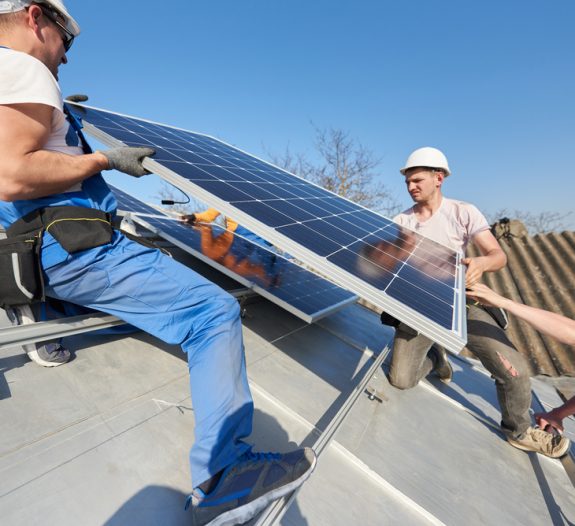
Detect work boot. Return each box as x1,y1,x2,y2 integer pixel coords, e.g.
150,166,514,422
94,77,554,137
430,345,452,383
6,305,71,367
507,427,571,459
186,447,316,526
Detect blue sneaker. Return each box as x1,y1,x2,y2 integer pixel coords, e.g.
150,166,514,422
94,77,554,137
186,447,317,526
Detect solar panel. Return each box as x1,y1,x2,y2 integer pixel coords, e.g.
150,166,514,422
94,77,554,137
109,186,357,323
71,103,467,352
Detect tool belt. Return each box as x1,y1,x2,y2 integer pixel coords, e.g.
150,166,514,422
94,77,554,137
0,206,113,309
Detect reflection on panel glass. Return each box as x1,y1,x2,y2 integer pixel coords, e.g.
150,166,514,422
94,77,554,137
110,186,356,321
72,104,463,346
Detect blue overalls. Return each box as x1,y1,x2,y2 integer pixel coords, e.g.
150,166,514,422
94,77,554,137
0,107,253,487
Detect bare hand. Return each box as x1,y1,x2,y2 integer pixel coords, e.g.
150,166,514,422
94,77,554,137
465,283,506,308
462,257,487,287
534,411,564,434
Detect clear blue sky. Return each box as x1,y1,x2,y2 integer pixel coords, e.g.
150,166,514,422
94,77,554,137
60,0,574,228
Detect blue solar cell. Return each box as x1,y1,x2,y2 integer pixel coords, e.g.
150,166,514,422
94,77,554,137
395,264,454,304
109,186,355,321
353,210,392,231
290,199,335,219
259,200,318,223
327,246,396,291
299,219,359,247
72,104,465,350
278,223,343,257
198,180,254,201
158,161,220,181
232,201,294,228
385,278,453,329
321,214,378,239
230,183,279,201
255,184,300,200
150,150,189,163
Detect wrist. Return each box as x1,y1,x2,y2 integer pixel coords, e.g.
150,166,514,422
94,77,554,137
498,297,513,310
94,151,111,171
552,407,569,420
477,256,490,273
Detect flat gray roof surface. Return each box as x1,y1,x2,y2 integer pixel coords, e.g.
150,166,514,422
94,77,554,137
1,250,574,526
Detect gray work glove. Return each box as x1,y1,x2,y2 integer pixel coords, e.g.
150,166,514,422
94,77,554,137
101,147,156,177
65,94,89,103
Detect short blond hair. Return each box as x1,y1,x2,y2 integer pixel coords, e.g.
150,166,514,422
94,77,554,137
0,9,26,33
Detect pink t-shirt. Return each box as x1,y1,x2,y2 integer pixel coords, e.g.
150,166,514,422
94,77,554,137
393,197,489,253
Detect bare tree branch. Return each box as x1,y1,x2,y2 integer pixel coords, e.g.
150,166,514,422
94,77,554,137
268,126,400,217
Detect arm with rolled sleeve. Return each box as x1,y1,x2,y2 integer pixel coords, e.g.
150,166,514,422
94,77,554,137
0,50,154,201
0,102,110,201
462,229,507,286
460,203,506,286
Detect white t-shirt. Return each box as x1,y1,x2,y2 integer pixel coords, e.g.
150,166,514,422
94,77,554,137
0,47,82,158
394,197,489,253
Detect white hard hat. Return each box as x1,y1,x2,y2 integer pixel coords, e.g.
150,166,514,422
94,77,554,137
0,0,80,36
400,147,451,176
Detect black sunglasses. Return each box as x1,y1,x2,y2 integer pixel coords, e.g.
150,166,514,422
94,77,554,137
40,5,74,52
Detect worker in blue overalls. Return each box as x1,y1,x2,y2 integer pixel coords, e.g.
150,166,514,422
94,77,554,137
0,2,315,524
183,208,287,288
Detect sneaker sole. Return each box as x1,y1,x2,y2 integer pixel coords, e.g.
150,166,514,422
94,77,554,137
205,454,318,526
438,367,453,384
26,350,68,368
507,437,571,458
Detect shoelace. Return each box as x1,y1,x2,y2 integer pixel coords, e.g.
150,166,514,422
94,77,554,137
531,427,565,450
550,434,566,447
241,450,282,462
45,343,65,354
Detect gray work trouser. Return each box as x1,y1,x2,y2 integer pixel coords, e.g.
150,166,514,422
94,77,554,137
389,303,532,439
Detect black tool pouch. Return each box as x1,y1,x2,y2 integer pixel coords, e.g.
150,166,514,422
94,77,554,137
42,206,113,253
0,234,45,309
9,206,113,254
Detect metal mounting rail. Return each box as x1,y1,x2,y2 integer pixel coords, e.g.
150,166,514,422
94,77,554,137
0,288,254,351
0,313,125,351
254,345,391,526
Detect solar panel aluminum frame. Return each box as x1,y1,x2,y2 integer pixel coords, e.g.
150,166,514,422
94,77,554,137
119,211,357,324
74,103,467,353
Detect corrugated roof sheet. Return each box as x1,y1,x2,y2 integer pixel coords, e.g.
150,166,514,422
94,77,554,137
468,221,575,377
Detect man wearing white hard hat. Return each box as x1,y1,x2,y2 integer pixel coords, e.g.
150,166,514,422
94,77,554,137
384,146,570,458
0,2,315,524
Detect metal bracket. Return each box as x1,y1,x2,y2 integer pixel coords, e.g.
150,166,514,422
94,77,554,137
365,385,387,403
